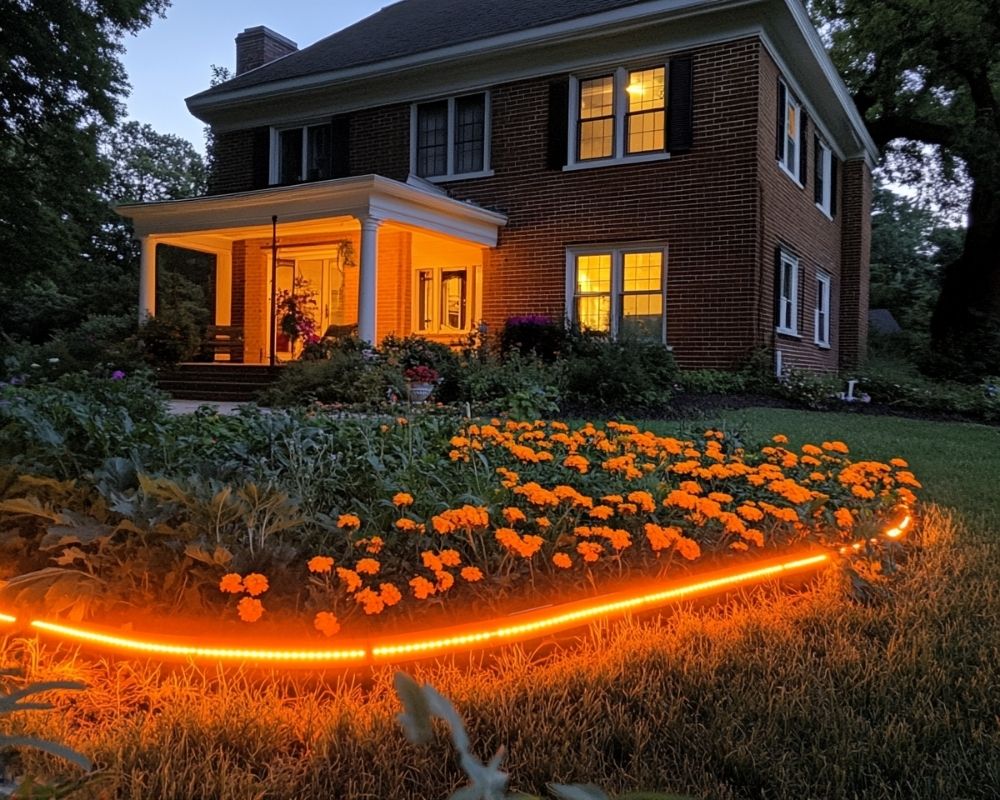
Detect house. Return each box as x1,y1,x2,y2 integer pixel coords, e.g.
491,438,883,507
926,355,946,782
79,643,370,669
118,0,876,373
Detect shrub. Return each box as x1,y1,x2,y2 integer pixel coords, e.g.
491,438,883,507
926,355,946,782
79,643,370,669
676,369,749,394
774,369,841,410
260,348,400,407
499,315,566,362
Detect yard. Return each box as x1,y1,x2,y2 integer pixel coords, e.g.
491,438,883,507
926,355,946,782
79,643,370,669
0,393,997,799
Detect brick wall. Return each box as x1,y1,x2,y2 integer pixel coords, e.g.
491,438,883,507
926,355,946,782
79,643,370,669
207,129,256,196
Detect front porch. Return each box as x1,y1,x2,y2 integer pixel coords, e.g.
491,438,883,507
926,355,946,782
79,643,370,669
118,175,506,364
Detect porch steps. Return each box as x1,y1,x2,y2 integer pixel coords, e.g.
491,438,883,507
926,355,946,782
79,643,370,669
157,364,283,402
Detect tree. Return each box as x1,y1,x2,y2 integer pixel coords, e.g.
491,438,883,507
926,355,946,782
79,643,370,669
811,0,1000,376
0,0,171,341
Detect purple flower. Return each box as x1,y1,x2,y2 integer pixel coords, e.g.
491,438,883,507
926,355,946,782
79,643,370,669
111,370,126,381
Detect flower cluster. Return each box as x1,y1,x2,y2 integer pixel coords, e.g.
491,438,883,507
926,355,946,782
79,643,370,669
403,365,439,383
218,572,270,622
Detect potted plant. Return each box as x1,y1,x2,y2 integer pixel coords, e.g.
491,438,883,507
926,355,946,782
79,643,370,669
403,364,439,403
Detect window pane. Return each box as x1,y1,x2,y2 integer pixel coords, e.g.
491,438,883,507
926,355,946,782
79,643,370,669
306,125,332,181
785,102,798,173
576,255,612,294
577,296,611,333
621,294,663,341
440,270,467,330
454,94,485,174
627,68,665,113
416,101,448,177
578,76,614,160
279,128,303,183
416,271,433,332
579,119,614,160
623,252,662,291
580,76,614,119
627,110,665,154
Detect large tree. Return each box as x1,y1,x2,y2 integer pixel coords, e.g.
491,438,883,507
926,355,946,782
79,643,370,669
0,0,170,341
812,0,1000,376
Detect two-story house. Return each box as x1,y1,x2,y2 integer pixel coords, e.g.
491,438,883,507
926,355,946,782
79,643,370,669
119,0,876,373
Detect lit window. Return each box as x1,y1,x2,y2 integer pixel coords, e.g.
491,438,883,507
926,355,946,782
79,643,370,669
778,82,802,182
626,67,665,154
569,247,666,342
815,272,831,347
578,76,615,160
815,138,833,215
414,266,473,334
776,250,799,336
273,123,334,184
413,93,490,179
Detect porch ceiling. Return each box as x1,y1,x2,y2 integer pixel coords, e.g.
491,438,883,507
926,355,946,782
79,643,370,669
116,174,507,247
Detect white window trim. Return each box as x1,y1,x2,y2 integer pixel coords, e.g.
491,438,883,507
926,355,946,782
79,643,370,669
814,271,831,348
815,138,833,219
778,81,803,185
409,93,493,183
411,264,479,336
269,120,331,185
564,243,669,344
565,65,671,171
776,249,800,337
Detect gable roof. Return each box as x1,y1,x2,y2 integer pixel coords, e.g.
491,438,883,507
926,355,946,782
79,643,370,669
194,0,652,97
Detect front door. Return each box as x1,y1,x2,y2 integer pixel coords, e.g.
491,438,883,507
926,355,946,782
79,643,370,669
270,248,348,361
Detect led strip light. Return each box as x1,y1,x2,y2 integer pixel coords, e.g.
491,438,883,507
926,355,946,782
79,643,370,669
0,551,831,666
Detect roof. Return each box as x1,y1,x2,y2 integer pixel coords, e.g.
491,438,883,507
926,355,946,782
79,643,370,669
194,0,652,97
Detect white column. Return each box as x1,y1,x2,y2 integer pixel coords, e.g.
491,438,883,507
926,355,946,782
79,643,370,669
138,237,156,324
357,216,382,344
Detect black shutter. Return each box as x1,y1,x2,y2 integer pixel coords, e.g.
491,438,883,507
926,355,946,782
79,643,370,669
667,55,694,153
798,110,809,187
331,115,351,178
813,134,823,204
775,80,786,161
547,79,570,169
830,156,839,216
251,126,271,189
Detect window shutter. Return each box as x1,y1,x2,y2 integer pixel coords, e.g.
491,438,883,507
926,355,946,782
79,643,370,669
251,126,271,189
813,135,823,204
830,156,839,216
667,55,694,153
547,79,570,170
798,110,809,187
331,115,351,178
775,81,786,161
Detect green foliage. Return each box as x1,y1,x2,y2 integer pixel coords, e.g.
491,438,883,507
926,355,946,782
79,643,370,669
500,316,566,362
774,369,842,410
260,348,401,406
675,369,749,395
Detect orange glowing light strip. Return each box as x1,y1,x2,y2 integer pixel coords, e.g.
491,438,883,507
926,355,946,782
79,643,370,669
0,613,17,624
0,551,831,666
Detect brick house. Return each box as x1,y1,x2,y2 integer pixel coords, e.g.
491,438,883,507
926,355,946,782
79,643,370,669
119,0,876,372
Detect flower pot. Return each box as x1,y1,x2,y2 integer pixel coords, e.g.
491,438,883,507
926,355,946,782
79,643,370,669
406,381,434,404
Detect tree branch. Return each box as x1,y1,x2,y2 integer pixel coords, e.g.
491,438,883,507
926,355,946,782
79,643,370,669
864,115,956,150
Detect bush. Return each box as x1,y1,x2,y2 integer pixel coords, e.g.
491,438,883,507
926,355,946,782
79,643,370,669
260,348,401,407
774,368,841,410
676,369,749,394
499,315,566,362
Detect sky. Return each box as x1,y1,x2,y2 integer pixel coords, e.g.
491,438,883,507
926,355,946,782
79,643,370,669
121,0,389,152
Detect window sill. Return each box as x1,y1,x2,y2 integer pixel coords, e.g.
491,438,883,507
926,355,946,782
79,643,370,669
777,161,803,188
814,341,831,350
564,151,670,172
815,203,834,221
423,170,494,184
776,328,801,339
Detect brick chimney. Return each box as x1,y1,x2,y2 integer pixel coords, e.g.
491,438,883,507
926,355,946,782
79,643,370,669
235,26,297,76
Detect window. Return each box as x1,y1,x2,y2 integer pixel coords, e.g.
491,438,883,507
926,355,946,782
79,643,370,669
412,93,490,180
272,123,333,184
776,249,799,336
571,65,667,165
815,272,831,347
568,246,667,342
777,82,802,182
815,138,833,215
414,266,474,334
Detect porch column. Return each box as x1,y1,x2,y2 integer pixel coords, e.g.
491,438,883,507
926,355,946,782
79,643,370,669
138,236,156,324
357,216,382,344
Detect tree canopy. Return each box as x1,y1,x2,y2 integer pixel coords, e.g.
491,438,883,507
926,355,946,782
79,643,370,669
811,0,1000,376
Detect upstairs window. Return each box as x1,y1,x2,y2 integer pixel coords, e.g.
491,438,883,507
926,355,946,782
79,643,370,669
273,123,334,184
814,137,838,217
412,93,490,180
776,80,807,184
626,67,666,154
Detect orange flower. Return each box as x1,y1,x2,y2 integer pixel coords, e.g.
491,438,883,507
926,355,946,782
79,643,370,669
219,573,243,594
644,523,681,552
588,505,615,520
337,513,361,529
421,551,443,572
679,481,703,495
242,573,269,597
503,507,527,525
576,542,603,563
336,567,362,593
237,597,264,623
366,536,384,554
393,492,414,507
835,508,854,528
307,556,334,574
563,454,590,474
890,458,909,468
626,491,656,513
355,558,381,576
536,516,551,529
772,434,789,444
460,566,484,582
675,537,701,560
736,505,764,522
552,552,572,569
395,518,422,533
410,576,436,599
379,582,403,606
436,570,456,591
313,612,340,637
708,492,734,504
439,549,462,567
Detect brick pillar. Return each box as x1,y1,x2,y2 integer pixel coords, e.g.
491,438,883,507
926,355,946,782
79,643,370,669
839,159,872,370
235,27,297,76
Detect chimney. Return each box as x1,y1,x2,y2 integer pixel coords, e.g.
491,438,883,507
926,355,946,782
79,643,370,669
235,26,297,76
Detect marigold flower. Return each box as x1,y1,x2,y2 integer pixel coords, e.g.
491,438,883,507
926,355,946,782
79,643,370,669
743,528,765,547
675,537,702,560
436,570,456,591
242,573,269,597
410,576,436,599
731,541,749,552
355,558,380,575
337,513,361,529
588,505,615,520
626,491,656,513
439,549,462,567
366,536,384,554
314,611,340,637
708,492,734,504
421,551,443,572
393,492,414,507
552,552,572,569
237,596,264,623
355,587,385,615
219,573,244,594
890,458,909,468
536,516,551,529
395,518,422,533
772,434,789,444
801,444,823,456
503,507,527,525
563,454,590,474
307,556,334,574
851,485,876,500
336,567,363,593
379,582,402,606
576,542,603,563
835,508,854,528
736,505,764,522
460,566,484,582
679,480,703,495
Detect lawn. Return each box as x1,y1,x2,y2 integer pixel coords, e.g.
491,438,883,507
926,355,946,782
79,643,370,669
1,405,997,799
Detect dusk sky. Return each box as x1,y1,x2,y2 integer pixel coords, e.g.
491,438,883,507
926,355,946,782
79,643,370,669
121,0,389,152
